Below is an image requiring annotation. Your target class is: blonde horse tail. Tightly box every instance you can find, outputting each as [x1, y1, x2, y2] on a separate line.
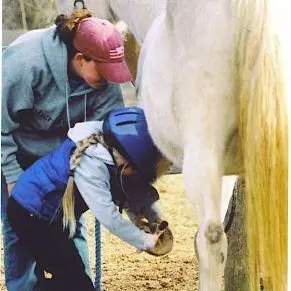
[234, 0, 288, 290]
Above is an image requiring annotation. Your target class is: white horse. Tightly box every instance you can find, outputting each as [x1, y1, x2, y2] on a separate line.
[56, 1, 289, 290]
[137, 1, 288, 290]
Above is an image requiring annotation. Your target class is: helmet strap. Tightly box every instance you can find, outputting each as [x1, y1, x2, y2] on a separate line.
[115, 163, 129, 213]
[118, 163, 129, 196]
[108, 146, 118, 166]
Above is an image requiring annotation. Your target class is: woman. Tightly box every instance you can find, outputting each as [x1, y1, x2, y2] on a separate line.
[2, 9, 131, 290]
[7, 107, 172, 291]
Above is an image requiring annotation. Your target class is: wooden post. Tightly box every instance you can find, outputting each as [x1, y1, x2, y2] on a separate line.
[19, 0, 28, 30]
[224, 178, 250, 290]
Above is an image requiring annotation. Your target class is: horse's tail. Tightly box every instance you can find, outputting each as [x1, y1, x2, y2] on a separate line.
[234, 0, 288, 290]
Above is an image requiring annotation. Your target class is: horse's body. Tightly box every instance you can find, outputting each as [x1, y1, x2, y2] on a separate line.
[56, 0, 288, 289]
[137, 1, 288, 290]
[139, 6, 235, 289]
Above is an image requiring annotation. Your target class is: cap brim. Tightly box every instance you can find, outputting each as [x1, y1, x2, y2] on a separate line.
[97, 60, 133, 84]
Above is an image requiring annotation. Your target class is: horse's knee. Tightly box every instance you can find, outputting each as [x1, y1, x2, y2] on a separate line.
[205, 221, 226, 264]
[195, 221, 227, 265]
[205, 221, 223, 244]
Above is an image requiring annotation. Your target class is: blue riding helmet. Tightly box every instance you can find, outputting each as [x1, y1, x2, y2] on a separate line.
[103, 107, 160, 178]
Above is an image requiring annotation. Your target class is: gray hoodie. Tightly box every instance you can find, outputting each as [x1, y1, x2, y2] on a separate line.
[2, 26, 124, 184]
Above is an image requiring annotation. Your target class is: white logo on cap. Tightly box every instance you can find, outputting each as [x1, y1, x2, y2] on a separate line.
[109, 46, 124, 59]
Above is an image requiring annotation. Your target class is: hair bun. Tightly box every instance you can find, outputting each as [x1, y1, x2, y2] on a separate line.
[55, 14, 68, 26]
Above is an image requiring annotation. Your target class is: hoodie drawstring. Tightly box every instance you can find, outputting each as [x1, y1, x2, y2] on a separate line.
[84, 93, 87, 122]
[65, 81, 71, 129]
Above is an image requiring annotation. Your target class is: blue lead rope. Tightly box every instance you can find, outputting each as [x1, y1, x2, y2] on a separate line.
[95, 219, 102, 291]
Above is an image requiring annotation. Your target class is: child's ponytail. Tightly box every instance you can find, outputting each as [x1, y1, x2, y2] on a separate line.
[62, 134, 100, 237]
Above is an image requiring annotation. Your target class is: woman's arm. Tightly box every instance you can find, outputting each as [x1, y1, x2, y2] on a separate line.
[2, 48, 35, 183]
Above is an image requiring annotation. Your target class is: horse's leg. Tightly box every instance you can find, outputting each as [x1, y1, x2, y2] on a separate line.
[183, 147, 227, 290]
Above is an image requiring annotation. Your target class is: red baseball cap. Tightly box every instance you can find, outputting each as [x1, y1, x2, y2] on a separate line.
[73, 17, 132, 84]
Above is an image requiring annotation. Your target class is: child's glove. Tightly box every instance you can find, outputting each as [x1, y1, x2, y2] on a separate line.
[138, 219, 174, 256]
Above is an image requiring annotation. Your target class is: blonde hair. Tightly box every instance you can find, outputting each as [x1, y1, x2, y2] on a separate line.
[234, 0, 288, 289]
[62, 133, 101, 237]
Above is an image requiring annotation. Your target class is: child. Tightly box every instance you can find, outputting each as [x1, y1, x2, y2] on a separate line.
[7, 107, 173, 291]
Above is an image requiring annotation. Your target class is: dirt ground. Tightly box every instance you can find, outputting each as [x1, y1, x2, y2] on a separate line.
[0, 174, 201, 291]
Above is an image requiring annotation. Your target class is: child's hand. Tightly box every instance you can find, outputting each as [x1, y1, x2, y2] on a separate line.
[137, 220, 174, 256]
[151, 220, 169, 243]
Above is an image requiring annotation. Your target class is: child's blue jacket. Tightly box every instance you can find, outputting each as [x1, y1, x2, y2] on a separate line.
[10, 121, 157, 250]
[11, 138, 76, 221]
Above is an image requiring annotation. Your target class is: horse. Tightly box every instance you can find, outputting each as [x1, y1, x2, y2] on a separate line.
[56, 1, 289, 289]
[136, 1, 288, 290]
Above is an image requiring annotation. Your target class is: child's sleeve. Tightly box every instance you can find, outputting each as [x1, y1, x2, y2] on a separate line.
[74, 154, 155, 250]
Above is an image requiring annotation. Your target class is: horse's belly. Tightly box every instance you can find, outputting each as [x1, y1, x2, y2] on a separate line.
[138, 13, 184, 165]
[142, 87, 184, 166]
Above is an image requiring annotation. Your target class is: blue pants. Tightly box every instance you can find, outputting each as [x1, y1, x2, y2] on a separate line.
[1, 174, 91, 291]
